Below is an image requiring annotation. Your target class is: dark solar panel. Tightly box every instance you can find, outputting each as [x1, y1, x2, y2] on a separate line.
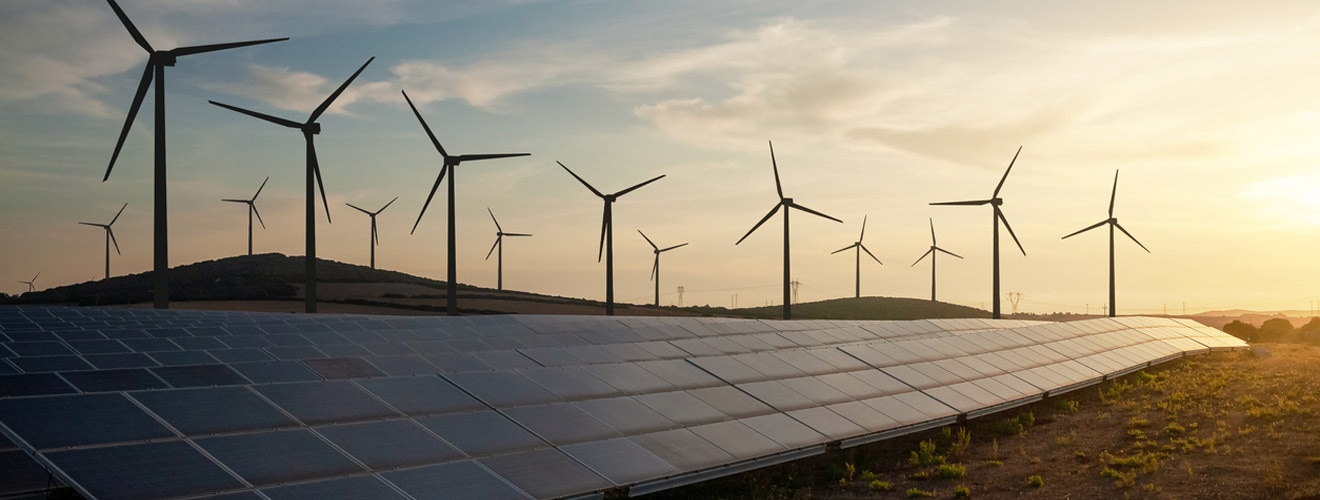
[479, 448, 613, 498]
[67, 339, 130, 355]
[0, 394, 173, 449]
[261, 475, 409, 500]
[131, 386, 297, 435]
[196, 429, 363, 486]
[504, 403, 622, 444]
[62, 368, 169, 393]
[10, 355, 93, 373]
[0, 450, 53, 497]
[150, 364, 248, 388]
[315, 420, 463, 469]
[418, 411, 545, 457]
[354, 376, 482, 416]
[82, 352, 160, 369]
[255, 380, 398, 425]
[229, 360, 322, 384]
[148, 350, 219, 366]
[562, 437, 679, 485]
[445, 371, 561, 407]
[382, 460, 530, 500]
[302, 357, 386, 379]
[45, 441, 245, 500]
[6, 341, 71, 356]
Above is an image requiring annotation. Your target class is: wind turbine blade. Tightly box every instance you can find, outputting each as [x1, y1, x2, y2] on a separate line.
[488, 207, 502, 232]
[455, 153, 530, 162]
[78, 222, 98, 227]
[505, 233, 532, 237]
[1061, 219, 1108, 240]
[736, 204, 781, 245]
[221, 199, 246, 203]
[1115, 222, 1151, 253]
[253, 176, 270, 200]
[557, 161, 604, 198]
[346, 203, 372, 215]
[598, 205, 608, 263]
[209, 100, 302, 129]
[859, 215, 867, 241]
[109, 228, 121, 255]
[106, 0, 153, 53]
[1109, 169, 1119, 218]
[930, 199, 992, 206]
[485, 236, 500, 260]
[992, 145, 1023, 197]
[614, 174, 665, 198]
[411, 164, 447, 234]
[170, 38, 288, 57]
[935, 247, 964, 259]
[105, 63, 153, 181]
[309, 57, 374, 123]
[788, 202, 843, 223]
[929, 218, 937, 245]
[769, 141, 783, 199]
[401, 90, 450, 158]
[650, 257, 658, 281]
[997, 208, 1026, 256]
[861, 244, 882, 264]
[831, 244, 854, 255]
[32, 272, 40, 281]
[109, 202, 127, 226]
[638, 230, 658, 250]
[912, 249, 934, 267]
[373, 222, 379, 246]
[252, 205, 266, 229]
[310, 143, 331, 223]
[378, 196, 398, 214]
[659, 242, 688, 252]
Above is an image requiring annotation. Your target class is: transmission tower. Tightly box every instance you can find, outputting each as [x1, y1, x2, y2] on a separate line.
[1007, 292, 1023, 315]
[790, 279, 801, 305]
[677, 286, 684, 307]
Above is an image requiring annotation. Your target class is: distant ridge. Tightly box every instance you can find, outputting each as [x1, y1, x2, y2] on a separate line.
[735, 296, 990, 320]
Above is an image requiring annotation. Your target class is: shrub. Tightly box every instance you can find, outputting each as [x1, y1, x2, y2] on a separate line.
[907, 487, 935, 498]
[953, 484, 971, 497]
[869, 480, 891, 491]
[1258, 318, 1294, 342]
[1027, 475, 1044, 488]
[1222, 320, 1257, 342]
[909, 439, 946, 466]
[859, 470, 877, 481]
[935, 464, 967, 479]
[949, 427, 972, 456]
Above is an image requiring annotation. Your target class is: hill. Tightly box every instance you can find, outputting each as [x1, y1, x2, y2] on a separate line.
[4, 254, 988, 319]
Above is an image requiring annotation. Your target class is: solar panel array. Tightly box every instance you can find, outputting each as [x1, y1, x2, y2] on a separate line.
[0, 305, 1246, 500]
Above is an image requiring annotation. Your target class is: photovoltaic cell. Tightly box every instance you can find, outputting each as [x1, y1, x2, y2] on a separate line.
[196, 429, 362, 486]
[315, 420, 462, 469]
[382, 460, 530, 500]
[504, 403, 622, 444]
[355, 376, 482, 416]
[229, 360, 322, 384]
[561, 437, 679, 485]
[479, 448, 613, 499]
[150, 364, 248, 388]
[62, 368, 169, 393]
[301, 357, 385, 379]
[45, 441, 245, 500]
[130, 386, 297, 435]
[418, 411, 546, 457]
[261, 475, 409, 500]
[0, 374, 75, 397]
[255, 380, 398, 425]
[0, 393, 173, 449]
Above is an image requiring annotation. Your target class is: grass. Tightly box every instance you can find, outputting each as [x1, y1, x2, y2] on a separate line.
[649, 344, 1320, 499]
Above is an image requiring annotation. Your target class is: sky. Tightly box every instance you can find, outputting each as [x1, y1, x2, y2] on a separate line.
[3, 0, 1320, 315]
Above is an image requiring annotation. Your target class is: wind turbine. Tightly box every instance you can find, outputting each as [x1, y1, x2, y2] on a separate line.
[485, 208, 532, 291]
[1062, 170, 1149, 317]
[78, 203, 128, 280]
[638, 230, 687, 307]
[18, 273, 39, 293]
[222, 177, 269, 256]
[931, 146, 1026, 319]
[402, 90, 530, 316]
[101, 0, 286, 309]
[911, 218, 963, 302]
[830, 215, 882, 299]
[559, 162, 665, 316]
[736, 141, 843, 319]
[346, 197, 398, 270]
[209, 57, 375, 313]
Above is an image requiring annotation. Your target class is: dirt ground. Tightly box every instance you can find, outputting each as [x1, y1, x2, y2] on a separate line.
[651, 344, 1320, 499]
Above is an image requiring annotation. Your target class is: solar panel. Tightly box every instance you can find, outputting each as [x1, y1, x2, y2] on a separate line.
[0, 306, 1247, 500]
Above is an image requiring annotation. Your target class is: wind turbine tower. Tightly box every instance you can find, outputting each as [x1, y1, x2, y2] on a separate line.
[485, 208, 532, 291]
[347, 197, 398, 269]
[911, 218, 963, 302]
[222, 177, 268, 256]
[830, 215, 881, 298]
[78, 203, 128, 280]
[1061, 170, 1149, 317]
[639, 230, 688, 307]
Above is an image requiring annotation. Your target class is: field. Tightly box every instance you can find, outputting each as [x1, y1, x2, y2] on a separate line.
[651, 343, 1320, 499]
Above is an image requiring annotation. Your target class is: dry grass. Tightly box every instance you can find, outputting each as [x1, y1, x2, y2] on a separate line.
[650, 344, 1320, 499]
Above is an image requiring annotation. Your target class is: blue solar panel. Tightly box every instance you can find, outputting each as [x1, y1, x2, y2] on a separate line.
[0, 394, 173, 449]
[316, 420, 463, 469]
[45, 441, 245, 500]
[150, 364, 248, 388]
[255, 380, 397, 425]
[196, 429, 363, 486]
[131, 386, 297, 435]
[261, 475, 409, 500]
[381, 460, 530, 500]
[62, 368, 169, 392]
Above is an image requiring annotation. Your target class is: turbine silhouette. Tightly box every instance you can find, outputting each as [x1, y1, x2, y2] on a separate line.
[210, 57, 375, 313]
[737, 141, 843, 319]
[402, 90, 530, 316]
[830, 215, 882, 299]
[18, 273, 39, 293]
[78, 203, 128, 280]
[102, 0, 286, 309]
[639, 230, 687, 307]
[1062, 170, 1149, 317]
[347, 197, 398, 270]
[559, 161, 665, 316]
[221, 177, 268, 256]
[931, 146, 1026, 319]
[911, 218, 963, 302]
[485, 208, 532, 291]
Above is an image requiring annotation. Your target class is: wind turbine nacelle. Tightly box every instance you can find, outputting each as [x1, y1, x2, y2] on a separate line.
[305, 123, 322, 135]
[151, 52, 178, 66]
[990, 198, 1003, 206]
